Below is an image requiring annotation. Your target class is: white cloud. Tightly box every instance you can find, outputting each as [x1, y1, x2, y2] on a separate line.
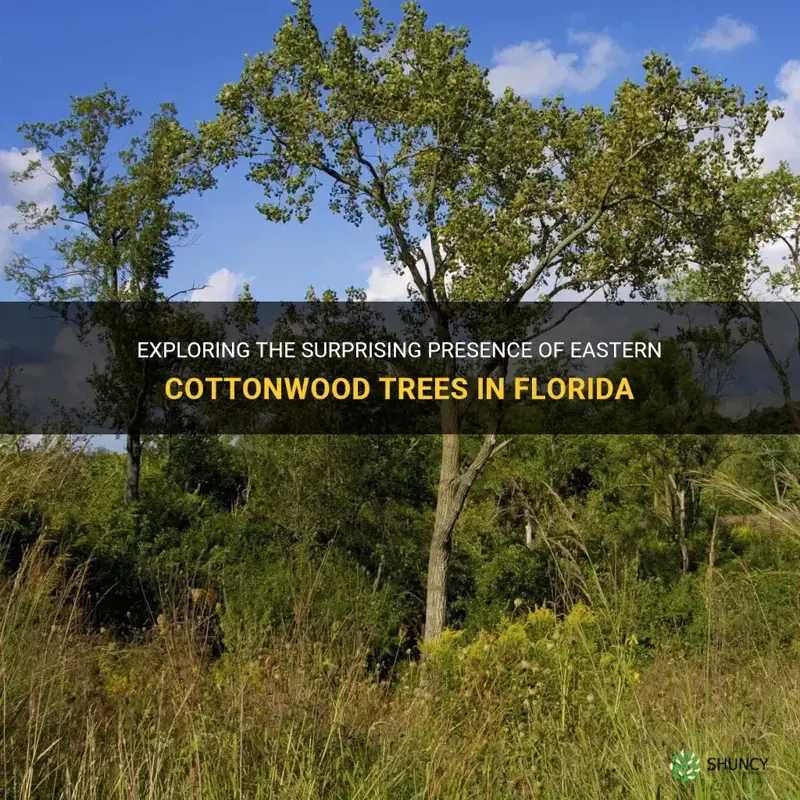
[488, 30, 627, 97]
[363, 236, 453, 301]
[364, 259, 413, 301]
[0, 148, 57, 262]
[51, 326, 88, 360]
[778, 59, 800, 99]
[756, 60, 800, 171]
[0, 205, 20, 263]
[0, 149, 57, 205]
[691, 16, 756, 52]
[189, 268, 247, 301]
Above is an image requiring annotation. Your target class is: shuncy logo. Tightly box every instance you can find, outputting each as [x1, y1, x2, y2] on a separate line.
[671, 751, 701, 783]
[670, 750, 769, 782]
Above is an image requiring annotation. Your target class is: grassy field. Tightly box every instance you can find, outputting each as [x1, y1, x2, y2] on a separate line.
[2, 539, 798, 800]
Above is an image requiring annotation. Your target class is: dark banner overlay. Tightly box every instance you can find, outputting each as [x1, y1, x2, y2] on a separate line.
[1, 301, 798, 435]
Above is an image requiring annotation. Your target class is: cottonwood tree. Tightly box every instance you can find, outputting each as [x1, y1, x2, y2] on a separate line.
[5, 89, 213, 523]
[742, 166, 800, 295]
[202, 0, 773, 641]
[633, 435, 728, 574]
[736, 170, 800, 432]
[671, 165, 800, 430]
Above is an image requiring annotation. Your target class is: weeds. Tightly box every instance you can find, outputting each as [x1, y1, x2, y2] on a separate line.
[2, 443, 800, 797]
[0, 539, 797, 799]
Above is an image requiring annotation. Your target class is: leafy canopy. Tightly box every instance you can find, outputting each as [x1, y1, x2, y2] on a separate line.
[6, 88, 213, 302]
[202, 0, 773, 306]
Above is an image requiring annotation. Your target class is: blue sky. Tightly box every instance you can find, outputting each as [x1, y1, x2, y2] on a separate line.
[1, 0, 799, 303]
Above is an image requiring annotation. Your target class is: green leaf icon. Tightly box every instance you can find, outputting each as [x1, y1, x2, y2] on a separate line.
[671, 750, 701, 783]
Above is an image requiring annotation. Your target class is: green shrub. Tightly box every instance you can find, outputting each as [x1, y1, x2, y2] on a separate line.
[421, 603, 640, 732]
[218, 543, 408, 664]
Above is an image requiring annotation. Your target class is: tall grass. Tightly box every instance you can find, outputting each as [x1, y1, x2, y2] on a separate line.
[1, 451, 800, 797]
[1, 543, 799, 799]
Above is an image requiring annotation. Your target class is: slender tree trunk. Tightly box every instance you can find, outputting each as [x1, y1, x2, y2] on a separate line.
[424, 400, 510, 643]
[525, 517, 534, 550]
[668, 472, 690, 575]
[372, 553, 385, 594]
[126, 429, 142, 502]
[425, 429, 460, 642]
[760, 337, 800, 432]
[678, 486, 689, 574]
[126, 428, 142, 536]
[125, 359, 149, 534]
[750, 303, 800, 433]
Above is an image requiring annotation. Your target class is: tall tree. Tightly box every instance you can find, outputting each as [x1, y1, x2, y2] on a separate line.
[5, 88, 213, 517]
[670, 165, 800, 430]
[202, 0, 773, 641]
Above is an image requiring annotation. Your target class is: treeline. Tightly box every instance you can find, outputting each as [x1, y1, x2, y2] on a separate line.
[2, 431, 800, 796]
[3, 431, 800, 654]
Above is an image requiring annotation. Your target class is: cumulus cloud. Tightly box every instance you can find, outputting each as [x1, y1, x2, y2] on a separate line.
[364, 259, 413, 301]
[189, 268, 247, 301]
[691, 16, 756, 52]
[0, 149, 57, 204]
[0, 148, 57, 261]
[756, 60, 800, 172]
[0, 205, 21, 263]
[362, 236, 453, 301]
[488, 30, 627, 97]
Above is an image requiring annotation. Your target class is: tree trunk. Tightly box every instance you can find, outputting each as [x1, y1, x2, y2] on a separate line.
[372, 553, 385, 594]
[125, 357, 149, 533]
[126, 429, 142, 503]
[678, 486, 689, 574]
[761, 339, 800, 432]
[424, 430, 461, 643]
[126, 428, 142, 535]
[525, 517, 534, 550]
[423, 400, 510, 643]
[751, 303, 800, 433]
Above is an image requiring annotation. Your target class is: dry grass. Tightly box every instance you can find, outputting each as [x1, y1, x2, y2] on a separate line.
[1, 541, 799, 800]
[1, 445, 799, 798]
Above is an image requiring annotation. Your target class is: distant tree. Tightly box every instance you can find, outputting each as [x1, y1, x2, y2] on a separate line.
[5, 89, 214, 527]
[670, 165, 800, 430]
